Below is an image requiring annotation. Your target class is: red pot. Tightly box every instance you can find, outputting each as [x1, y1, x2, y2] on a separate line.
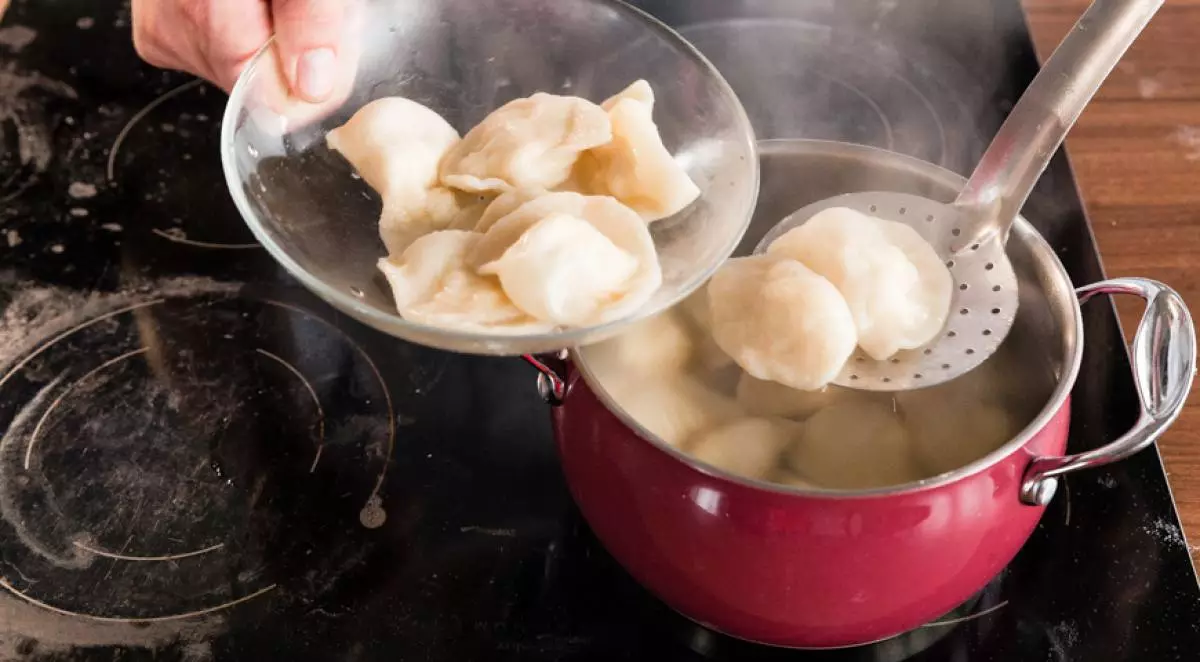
[529, 141, 1196, 649]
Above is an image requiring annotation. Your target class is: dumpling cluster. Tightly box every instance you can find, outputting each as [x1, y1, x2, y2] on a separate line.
[706, 206, 952, 391]
[326, 81, 701, 333]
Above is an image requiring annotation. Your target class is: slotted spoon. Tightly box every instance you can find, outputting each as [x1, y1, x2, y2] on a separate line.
[756, 0, 1162, 391]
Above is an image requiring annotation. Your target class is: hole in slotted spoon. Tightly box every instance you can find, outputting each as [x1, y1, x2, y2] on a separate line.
[951, 228, 961, 236]
[991, 308, 1001, 315]
[959, 308, 969, 315]
[959, 283, 969, 290]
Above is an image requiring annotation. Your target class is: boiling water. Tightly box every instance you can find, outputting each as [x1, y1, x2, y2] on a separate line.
[579, 293, 1053, 491]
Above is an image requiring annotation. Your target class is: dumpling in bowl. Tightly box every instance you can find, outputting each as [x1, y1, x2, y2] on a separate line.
[327, 96, 460, 199]
[768, 206, 952, 360]
[377, 230, 551, 334]
[440, 93, 612, 194]
[786, 401, 923, 490]
[473, 187, 546, 234]
[378, 188, 493, 256]
[327, 97, 476, 254]
[570, 80, 701, 222]
[689, 417, 801, 480]
[473, 192, 662, 327]
[709, 255, 858, 391]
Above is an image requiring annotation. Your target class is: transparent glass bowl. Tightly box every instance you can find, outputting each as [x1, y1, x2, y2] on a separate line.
[220, 0, 759, 355]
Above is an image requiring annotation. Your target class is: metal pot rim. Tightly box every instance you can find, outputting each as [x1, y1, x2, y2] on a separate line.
[572, 138, 1085, 500]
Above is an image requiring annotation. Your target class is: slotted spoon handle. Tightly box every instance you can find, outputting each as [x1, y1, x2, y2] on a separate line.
[953, 0, 1162, 249]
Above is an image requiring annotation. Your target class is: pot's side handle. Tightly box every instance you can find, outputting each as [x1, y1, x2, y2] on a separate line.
[1020, 278, 1197, 506]
[523, 352, 570, 405]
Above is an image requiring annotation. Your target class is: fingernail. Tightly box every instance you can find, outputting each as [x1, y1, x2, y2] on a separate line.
[296, 48, 336, 102]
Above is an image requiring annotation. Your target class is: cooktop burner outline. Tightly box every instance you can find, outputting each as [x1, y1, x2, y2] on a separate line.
[0, 292, 396, 622]
[104, 78, 262, 251]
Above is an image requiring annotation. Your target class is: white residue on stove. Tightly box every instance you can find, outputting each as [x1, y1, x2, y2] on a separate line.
[1049, 620, 1080, 652]
[0, 25, 37, 52]
[49, 244, 64, 254]
[161, 123, 176, 133]
[76, 17, 96, 30]
[460, 526, 517, 538]
[69, 207, 89, 218]
[1143, 516, 1189, 549]
[358, 494, 387, 529]
[100, 223, 122, 232]
[5, 229, 21, 247]
[1097, 473, 1118, 489]
[0, 64, 78, 180]
[68, 181, 99, 199]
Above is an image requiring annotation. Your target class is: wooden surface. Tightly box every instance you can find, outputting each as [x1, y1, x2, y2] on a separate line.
[1023, 0, 1200, 563]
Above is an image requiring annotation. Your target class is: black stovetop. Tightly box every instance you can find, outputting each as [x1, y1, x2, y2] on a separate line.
[1, 1, 1198, 660]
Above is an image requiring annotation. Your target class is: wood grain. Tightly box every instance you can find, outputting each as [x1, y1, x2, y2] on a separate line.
[1023, 0, 1200, 562]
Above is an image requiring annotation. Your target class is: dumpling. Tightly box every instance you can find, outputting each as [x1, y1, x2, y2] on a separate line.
[605, 374, 744, 448]
[767, 207, 952, 360]
[678, 288, 734, 372]
[601, 79, 655, 110]
[735, 373, 841, 420]
[439, 93, 612, 194]
[582, 309, 696, 377]
[378, 188, 492, 255]
[688, 417, 801, 480]
[472, 192, 662, 326]
[786, 401, 924, 490]
[709, 255, 858, 391]
[571, 80, 700, 222]
[899, 390, 1016, 476]
[326, 97, 459, 198]
[377, 230, 551, 333]
[768, 467, 819, 489]
[478, 213, 640, 326]
[473, 187, 546, 234]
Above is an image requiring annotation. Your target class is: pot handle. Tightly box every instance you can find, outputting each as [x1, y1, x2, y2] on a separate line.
[523, 352, 570, 406]
[1020, 277, 1196, 506]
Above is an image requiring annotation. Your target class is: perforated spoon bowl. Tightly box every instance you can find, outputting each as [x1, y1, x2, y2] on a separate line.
[756, 0, 1162, 391]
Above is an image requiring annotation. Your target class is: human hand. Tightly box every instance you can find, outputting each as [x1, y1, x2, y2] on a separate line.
[132, 0, 349, 102]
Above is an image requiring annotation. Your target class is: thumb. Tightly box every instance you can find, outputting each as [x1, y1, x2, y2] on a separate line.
[271, 0, 346, 103]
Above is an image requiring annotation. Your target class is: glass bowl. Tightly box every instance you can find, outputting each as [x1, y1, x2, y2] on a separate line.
[220, 0, 759, 355]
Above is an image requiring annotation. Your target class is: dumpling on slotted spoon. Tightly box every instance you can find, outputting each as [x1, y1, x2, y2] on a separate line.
[377, 230, 551, 334]
[767, 206, 953, 360]
[439, 93, 612, 194]
[472, 192, 663, 327]
[708, 255, 858, 391]
[571, 80, 700, 222]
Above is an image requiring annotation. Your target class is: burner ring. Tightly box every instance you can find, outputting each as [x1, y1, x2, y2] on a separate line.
[0, 292, 395, 621]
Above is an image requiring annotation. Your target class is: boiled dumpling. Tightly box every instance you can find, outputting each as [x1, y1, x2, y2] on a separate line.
[439, 93, 612, 194]
[571, 80, 700, 222]
[473, 187, 546, 234]
[678, 288, 734, 372]
[767, 206, 952, 360]
[601, 79, 655, 110]
[899, 391, 1016, 476]
[479, 213, 640, 326]
[377, 230, 551, 333]
[378, 188, 492, 255]
[327, 97, 459, 198]
[735, 373, 841, 420]
[689, 417, 801, 480]
[768, 467, 819, 489]
[605, 374, 744, 448]
[709, 256, 858, 391]
[583, 309, 696, 377]
[786, 401, 923, 490]
[473, 192, 662, 326]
